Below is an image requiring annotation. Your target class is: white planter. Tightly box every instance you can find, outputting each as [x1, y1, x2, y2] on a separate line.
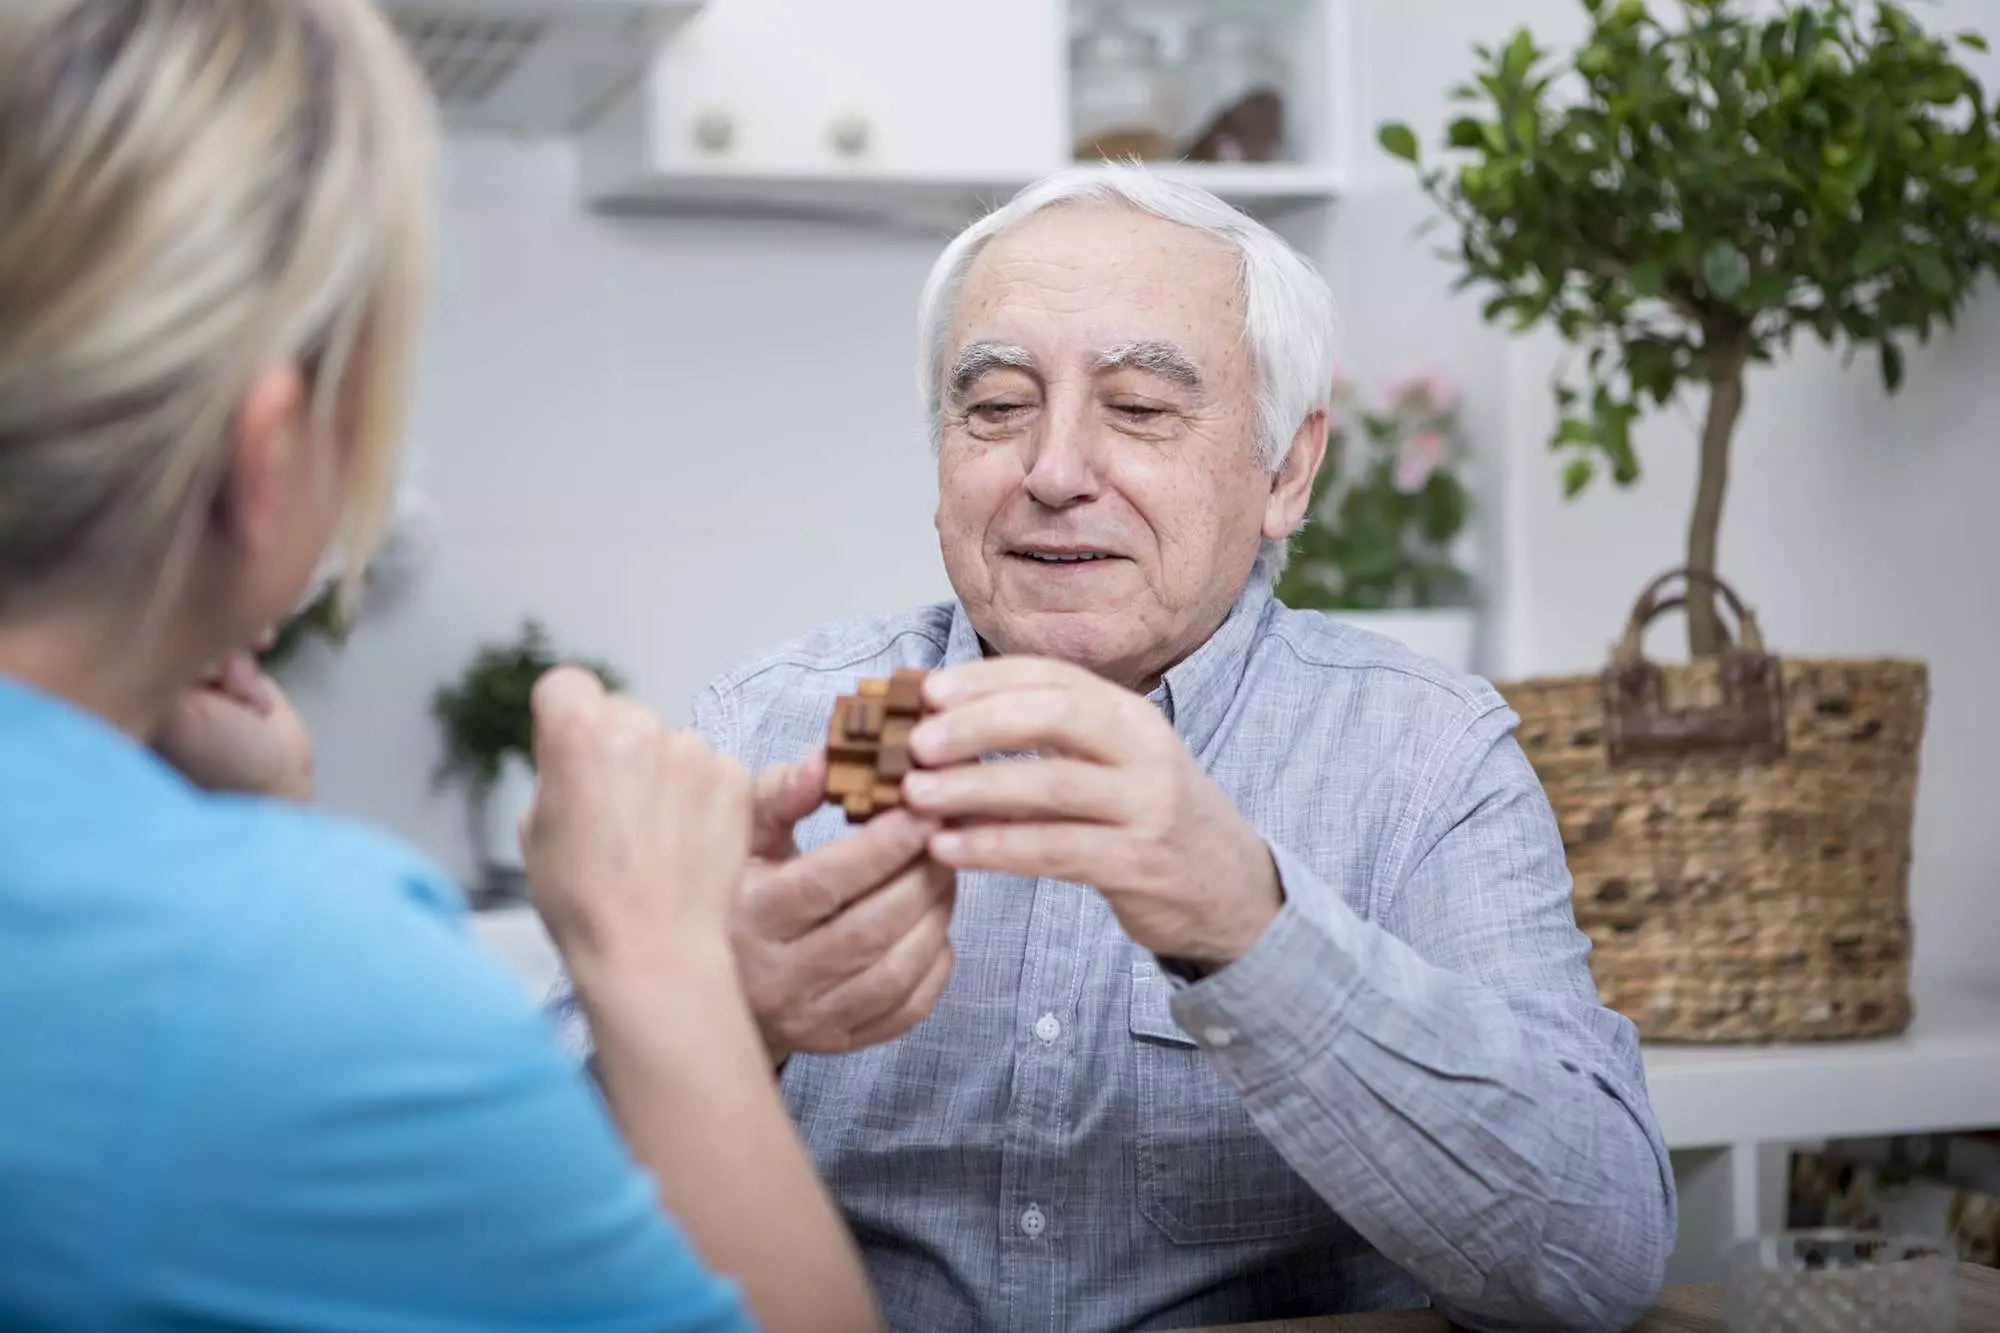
[479, 752, 536, 874]
[1322, 608, 1478, 675]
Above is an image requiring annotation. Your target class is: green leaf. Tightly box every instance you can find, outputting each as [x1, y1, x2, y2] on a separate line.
[1911, 249, 1955, 295]
[1561, 456, 1595, 498]
[1959, 32, 1989, 52]
[1446, 116, 1486, 149]
[1794, 10, 1820, 67]
[1554, 416, 1597, 447]
[1853, 239, 1899, 277]
[1378, 122, 1421, 163]
[1879, 340, 1905, 394]
[1629, 260, 1665, 298]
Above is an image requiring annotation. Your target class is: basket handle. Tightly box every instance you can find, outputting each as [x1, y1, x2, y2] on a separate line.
[1612, 568, 1767, 667]
[1601, 567, 1786, 765]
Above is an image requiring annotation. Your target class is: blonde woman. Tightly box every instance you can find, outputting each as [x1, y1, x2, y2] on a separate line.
[0, 3, 877, 1331]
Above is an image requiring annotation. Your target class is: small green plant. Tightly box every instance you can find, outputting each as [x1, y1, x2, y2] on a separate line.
[1379, 0, 2000, 653]
[430, 620, 624, 793]
[259, 584, 348, 670]
[1276, 370, 1473, 612]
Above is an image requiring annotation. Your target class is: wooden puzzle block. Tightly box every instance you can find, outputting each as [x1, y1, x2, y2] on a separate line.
[825, 667, 931, 822]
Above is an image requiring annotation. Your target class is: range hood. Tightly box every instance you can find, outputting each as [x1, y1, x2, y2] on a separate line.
[377, 0, 704, 136]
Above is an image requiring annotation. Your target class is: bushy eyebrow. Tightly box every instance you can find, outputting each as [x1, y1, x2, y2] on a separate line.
[947, 341, 1036, 397]
[1092, 339, 1202, 391]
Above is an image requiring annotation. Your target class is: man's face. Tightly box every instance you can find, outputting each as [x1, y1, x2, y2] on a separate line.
[934, 205, 1303, 689]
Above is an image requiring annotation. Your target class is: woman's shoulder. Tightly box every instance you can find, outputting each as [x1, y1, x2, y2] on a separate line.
[0, 795, 754, 1330]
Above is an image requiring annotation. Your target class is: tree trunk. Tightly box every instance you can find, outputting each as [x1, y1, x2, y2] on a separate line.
[1687, 342, 1749, 656]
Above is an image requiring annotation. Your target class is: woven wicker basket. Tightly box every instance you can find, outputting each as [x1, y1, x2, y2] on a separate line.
[1496, 569, 1930, 1043]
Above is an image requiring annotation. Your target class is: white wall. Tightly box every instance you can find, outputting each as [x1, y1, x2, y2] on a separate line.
[284, 140, 953, 881]
[292, 1, 2000, 995]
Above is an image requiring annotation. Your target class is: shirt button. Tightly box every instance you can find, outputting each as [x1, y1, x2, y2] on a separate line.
[1203, 1025, 1236, 1048]
[1019, 1204, 1046, 1239]
[1033, 1013, 1062, 1044]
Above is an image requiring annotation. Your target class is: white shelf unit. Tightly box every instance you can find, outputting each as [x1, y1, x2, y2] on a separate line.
[576, 0, 1352, 224]
[1645, 982, 2000, 1282]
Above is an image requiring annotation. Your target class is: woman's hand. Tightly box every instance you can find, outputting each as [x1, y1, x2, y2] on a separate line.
[152, 653, 314, 801]
[520, 665, 752, 980]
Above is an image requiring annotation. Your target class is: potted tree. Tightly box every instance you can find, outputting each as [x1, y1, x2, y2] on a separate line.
[431, 620, 623, 901]
[1376, 0, 2000, 1041]
[1276, 368, 1478, 672]
[1379, 0, 2000, 653]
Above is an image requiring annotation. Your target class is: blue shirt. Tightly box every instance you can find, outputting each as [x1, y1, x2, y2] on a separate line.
[553, 578, 1674, 1333]
[0, 674, 752, 1333]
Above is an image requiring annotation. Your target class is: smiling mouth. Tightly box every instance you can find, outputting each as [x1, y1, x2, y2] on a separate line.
[1015, 551, 1115, 565]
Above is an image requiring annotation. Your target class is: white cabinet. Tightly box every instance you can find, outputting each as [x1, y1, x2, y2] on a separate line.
[579, 0, 1350, 224]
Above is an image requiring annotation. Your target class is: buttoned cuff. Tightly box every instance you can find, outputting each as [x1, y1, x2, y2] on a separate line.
[1166, 841, 1368, 1093]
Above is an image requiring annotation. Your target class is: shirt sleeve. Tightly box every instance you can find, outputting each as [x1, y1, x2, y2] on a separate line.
[1166, 703, 1675, 1333]
[129, 861, 755, 1333]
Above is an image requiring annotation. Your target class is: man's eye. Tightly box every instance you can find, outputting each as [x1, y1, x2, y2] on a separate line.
[971, 402, 1028, 422]
[1113, 404, 1168, 420]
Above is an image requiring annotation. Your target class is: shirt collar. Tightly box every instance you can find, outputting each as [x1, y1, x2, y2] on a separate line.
[940, 576, 1275, 756]
[1152, 577, 1274, 755]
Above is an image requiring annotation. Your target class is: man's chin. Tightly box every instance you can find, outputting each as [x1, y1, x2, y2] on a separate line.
[980, 606, 1147, 678]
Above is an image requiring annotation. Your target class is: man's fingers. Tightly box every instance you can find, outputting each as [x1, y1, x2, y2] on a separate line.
[810, 895, 955, 1043]
[901, 755, 1128, 824]
[749, 809, 938, 939]
[923, 655, 1099, 707]
[781, 850, 951, 987]
[908, 688, 1132, 768]
[928, 820, 1120, 887]
[842, 933, 956, 1052]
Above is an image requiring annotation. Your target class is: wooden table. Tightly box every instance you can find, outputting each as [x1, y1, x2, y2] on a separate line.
[1190, 1261, 2000, 1331]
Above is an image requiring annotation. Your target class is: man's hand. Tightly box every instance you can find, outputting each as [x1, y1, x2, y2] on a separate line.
[729, 750, 956, 1065]
[521, 667, 751, 978]
[152, 652, 314, 801]
[899, 657, 1281, 970]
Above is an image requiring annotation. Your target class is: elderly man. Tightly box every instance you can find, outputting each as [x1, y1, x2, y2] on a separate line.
[554, 166, 1674, 1332]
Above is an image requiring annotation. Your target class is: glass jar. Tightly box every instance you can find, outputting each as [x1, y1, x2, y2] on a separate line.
[1069, 13, 1175, 162]
[1179, 14, 1288, 163]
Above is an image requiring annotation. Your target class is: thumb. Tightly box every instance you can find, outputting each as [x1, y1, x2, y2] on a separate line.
[528, 665, 606, 774]
[215, 653, 277, 714]
[750, 750, 826, 856]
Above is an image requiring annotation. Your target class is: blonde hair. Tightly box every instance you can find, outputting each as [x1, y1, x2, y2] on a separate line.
[0, 0, 435, 616]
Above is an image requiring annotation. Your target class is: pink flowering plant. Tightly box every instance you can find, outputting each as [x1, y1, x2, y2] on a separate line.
[1274, 369, 1473, 612]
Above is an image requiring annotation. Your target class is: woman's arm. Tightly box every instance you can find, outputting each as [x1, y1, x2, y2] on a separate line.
[523, 667, 879, 1333]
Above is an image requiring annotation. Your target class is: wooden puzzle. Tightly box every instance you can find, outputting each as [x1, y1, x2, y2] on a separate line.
[825, 668, 931, 822]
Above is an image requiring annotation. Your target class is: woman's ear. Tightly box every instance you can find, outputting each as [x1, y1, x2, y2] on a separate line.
[215, 364, 308, 555]
[1263, 408, 1328, 542]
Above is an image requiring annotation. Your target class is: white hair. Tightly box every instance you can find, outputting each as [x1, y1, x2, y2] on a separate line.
[915, 163, 1339, 579]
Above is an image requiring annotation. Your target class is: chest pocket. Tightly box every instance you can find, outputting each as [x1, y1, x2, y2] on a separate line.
[1127, 960, 1343, 1245]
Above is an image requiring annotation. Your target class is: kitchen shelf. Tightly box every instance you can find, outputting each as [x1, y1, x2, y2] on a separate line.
[1644, 979, 2000, 1151]
[573, 0, 1353, 228]
[584, 160, 1344, 227]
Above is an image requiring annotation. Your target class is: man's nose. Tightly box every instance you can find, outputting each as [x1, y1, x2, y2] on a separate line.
[1021, 398, 1102, 509]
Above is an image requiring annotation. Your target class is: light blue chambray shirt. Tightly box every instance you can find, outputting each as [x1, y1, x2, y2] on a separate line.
[552, 578, 1675, 1333]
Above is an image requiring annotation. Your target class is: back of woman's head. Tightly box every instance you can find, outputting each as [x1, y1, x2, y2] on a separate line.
[0, 0, 435, 617]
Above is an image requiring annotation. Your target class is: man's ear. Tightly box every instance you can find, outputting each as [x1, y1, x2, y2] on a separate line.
[214, 364, 307, 555]
[1262, 407, 1328, 542]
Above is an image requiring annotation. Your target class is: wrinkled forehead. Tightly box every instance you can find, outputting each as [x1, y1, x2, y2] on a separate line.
[946, 204, 1250, 384]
